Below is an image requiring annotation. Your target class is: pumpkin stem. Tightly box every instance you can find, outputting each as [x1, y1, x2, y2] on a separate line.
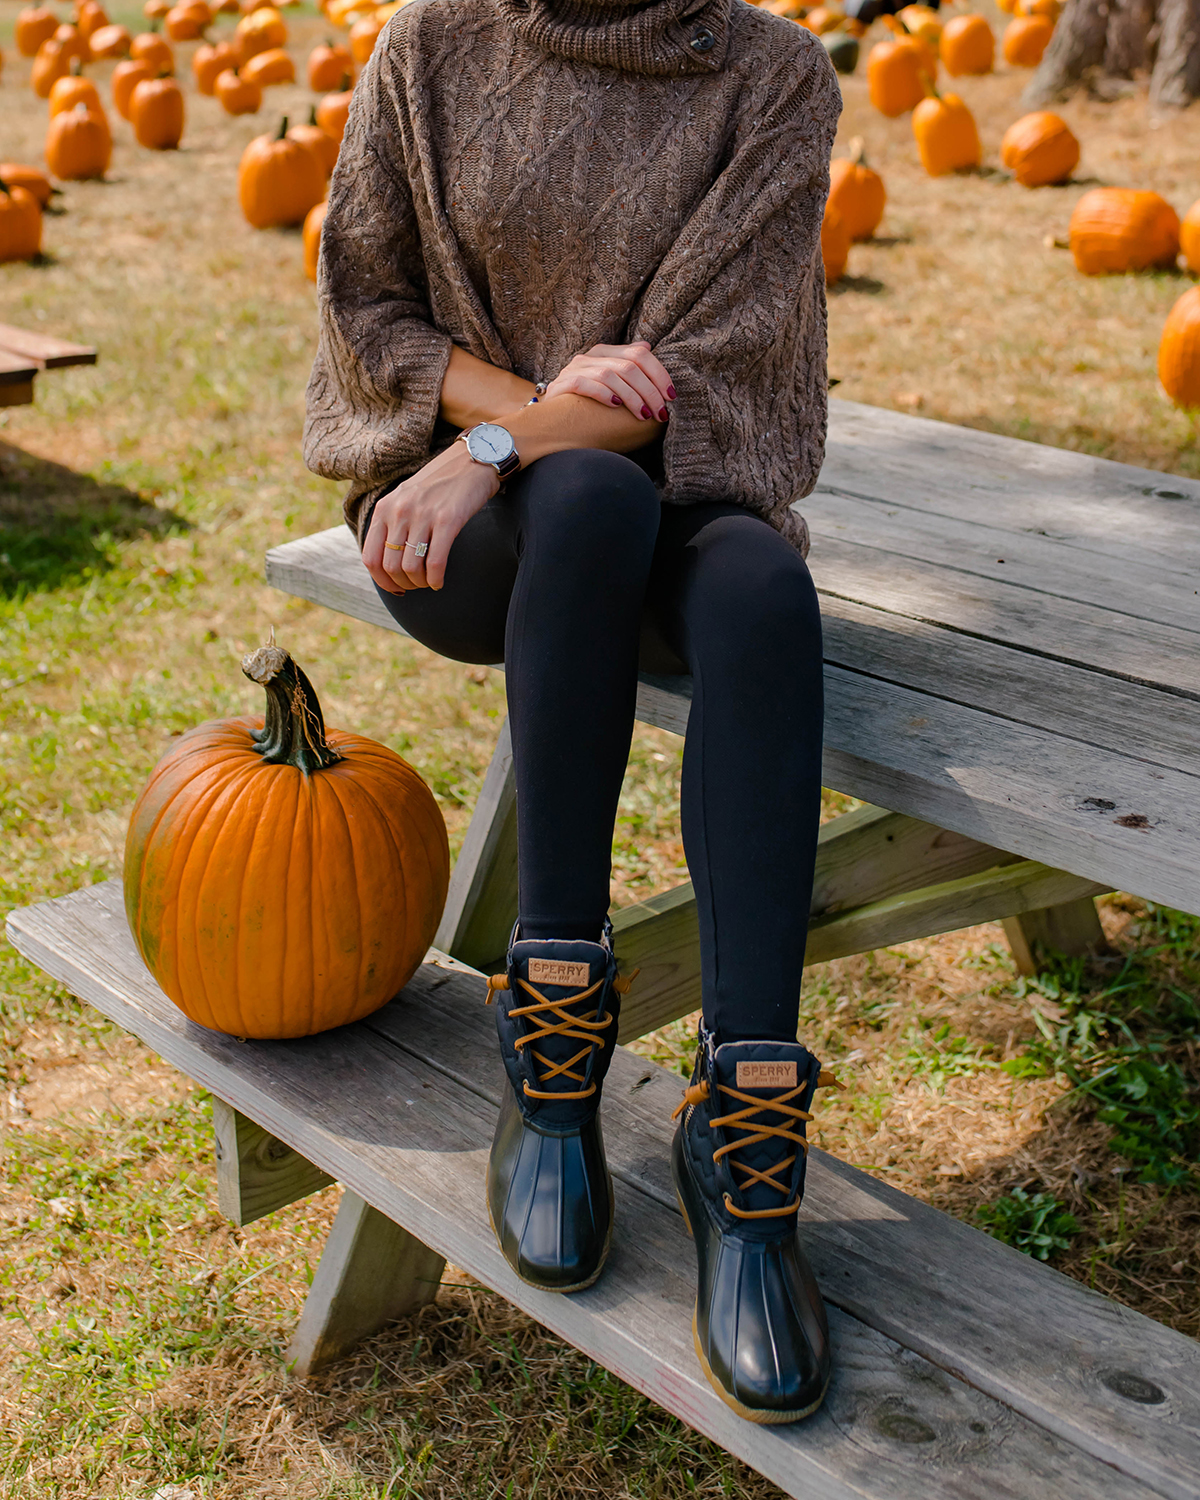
[339, 71, 351, 90]
[276, 113, 289, 140]
[70, 55, 83, 75]
[308, 103, 320, 126]
[242, 643, 343, 774]
[849, 133, 866, 166]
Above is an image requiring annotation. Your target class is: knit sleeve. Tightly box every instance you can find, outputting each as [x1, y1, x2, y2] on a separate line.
[302, 43, 453, 486]
[629, 29, 841, 552]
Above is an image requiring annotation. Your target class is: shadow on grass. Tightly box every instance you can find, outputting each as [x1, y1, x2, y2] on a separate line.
[0, 440, 187, 599]
[832, 273, 886, 296]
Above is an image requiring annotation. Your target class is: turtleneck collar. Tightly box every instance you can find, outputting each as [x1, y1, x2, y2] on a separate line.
[492, 0, 732, 75]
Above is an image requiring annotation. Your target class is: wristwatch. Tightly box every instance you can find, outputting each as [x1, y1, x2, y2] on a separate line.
[458, 422, 520, 478]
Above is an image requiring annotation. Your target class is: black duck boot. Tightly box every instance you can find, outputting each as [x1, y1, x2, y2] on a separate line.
[671, 1026, 833, 1423]
[486, 923, 633, 1292]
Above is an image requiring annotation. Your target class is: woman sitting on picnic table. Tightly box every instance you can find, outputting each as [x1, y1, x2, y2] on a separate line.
[304, 0, 840, 1425]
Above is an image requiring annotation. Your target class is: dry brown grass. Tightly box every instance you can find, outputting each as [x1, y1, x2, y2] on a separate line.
[1, 5, 1199, 1496]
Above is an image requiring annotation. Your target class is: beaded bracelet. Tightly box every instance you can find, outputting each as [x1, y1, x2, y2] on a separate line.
[524, 381, 549, 406]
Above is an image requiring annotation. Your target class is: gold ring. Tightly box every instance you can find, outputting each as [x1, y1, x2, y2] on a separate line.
[384, 541, 404, 550]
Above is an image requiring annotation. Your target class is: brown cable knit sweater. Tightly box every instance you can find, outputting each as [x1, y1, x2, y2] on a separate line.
[302, 0, 841, 554]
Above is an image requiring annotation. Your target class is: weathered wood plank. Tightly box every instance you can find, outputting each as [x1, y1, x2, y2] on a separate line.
[823, 400, 1200, 568]
[807, 486, 1200, 635]
[434, 717, 518, 970]
[820, 665, 1200, 917]
[7, 881, 1190, 1500]
[211, 1098, 334, 1226]
[1002, 898, 1109, 977]
[286, 1189, 446, 1377]
[812, 534, 1200, 699]
[820, 595, 1200, 780]
[0, 323, 97, 369]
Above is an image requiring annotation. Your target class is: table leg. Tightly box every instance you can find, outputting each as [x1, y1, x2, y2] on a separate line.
[286, 1190, 446, 1378]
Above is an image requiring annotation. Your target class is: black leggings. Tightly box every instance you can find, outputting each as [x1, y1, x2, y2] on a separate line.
[372, 449, 824, 1044]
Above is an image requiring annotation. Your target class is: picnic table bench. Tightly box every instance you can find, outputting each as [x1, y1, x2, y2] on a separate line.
[0, 323, 96, 407]
[9, 400, 1200, 1499]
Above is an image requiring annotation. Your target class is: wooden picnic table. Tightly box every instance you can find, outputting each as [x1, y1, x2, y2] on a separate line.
[9, 400, 1200, 1500]
[0, 323, 96, 407]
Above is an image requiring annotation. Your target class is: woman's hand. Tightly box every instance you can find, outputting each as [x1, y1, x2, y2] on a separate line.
[545, 341, 675, 422]
[362, 441, 498, 593]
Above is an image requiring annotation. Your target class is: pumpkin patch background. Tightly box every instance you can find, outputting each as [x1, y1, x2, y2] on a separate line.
[2, 1, 1200, 1496]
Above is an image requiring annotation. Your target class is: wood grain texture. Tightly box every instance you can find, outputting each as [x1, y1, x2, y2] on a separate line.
[8, 882, 1199, 1500]
[286, 1189, 445, 1377]
[822, 400, 1200, 569]
[1002, 898, 1109, 977]
[434, 717, 518, 971]
[211, 1098, 333, 1227]
[0, 323, 97, 368]
[0, 381, 34, 407]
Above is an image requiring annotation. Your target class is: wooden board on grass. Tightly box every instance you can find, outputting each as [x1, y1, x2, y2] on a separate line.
[8, 879, 1200, 1500]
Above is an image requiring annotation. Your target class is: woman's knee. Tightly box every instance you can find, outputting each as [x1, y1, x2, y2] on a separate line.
[517, 448, 660, 554]
[678, 516, 822, 667]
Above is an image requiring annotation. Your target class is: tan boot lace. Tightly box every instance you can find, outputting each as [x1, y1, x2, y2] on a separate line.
[671, 1069, 838, 1220]
[487, 969, 636, 1101]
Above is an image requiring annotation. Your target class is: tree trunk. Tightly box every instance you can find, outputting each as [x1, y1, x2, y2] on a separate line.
[1150, 0, 1200, 105]
[1022, 0, 1199, 106]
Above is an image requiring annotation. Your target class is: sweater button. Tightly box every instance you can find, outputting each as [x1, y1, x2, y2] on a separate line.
[690, 26, 715, 50]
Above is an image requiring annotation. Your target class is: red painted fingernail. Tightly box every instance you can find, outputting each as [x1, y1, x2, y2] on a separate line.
[667, 385, 676, 400]
[612, 394, 622, 405]
[658, 407, 668, 422]
[641, 405, 651, 419]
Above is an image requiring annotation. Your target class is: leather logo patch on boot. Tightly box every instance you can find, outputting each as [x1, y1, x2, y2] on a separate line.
[736, 1061, 797, 1089]
[528, 958, 591, 988]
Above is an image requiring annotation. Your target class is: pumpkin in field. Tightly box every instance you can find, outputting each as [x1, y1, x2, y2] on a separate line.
[821, 202, 850, 285]
[868, 35, 937, 116]
[193, 38, 239, 91]
[45, 101, 112, 180]
[130, 27, 175, 70]
[1000, 111, 1078, 186]
[49, 67, 104, 118]
[32, 40, 74, 97]
[131, 76, 185, 148]
[89, 22, 133, 57]
[348, 11, 383, 59]
[239, 116, 326, 227]
[16, 6, 58, 57]
[124, 644, 450, 1040]
[166, 1, 212, 39]
[0, 180, 43, 262]
[236, 5, 287, 56]
[303, 197, 326, 280]
[308, 38, 353, 90]
[1158, 288, 1200, 411]
[1069, 188, 1180, 275]
[827, 136, 885, 240]
[113, 57, 155, 117]
[315, 79, 354, 142]
[54, 23, 90, 64]
[215, 66, 262, 112]
[1015, 0, 1060, 17]
[0, 163, 55, 207]
[144, 0, 171, 16]
[76, 0, 110, 38]
[1002, 14, 1054, 66]
[1180, 200, 1200, 274]
[939, 13, 993, 75]
[289, 107, 339, 176]
[912, 88, 980, 176]
[242, 45, 294, 85]
[896, 4, 941, 45]
[800, 6, 843, 34]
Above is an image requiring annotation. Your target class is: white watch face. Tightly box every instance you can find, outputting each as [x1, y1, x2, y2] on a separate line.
[467, 423, 515, 465]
